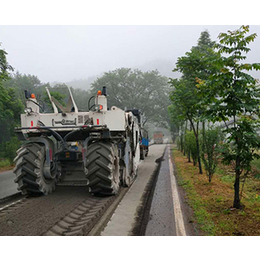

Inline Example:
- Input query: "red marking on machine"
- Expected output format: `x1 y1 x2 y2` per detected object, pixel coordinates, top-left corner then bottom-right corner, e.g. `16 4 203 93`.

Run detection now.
31 121 33 127
49 148 53 161
82 148 85 160
97 119 99 125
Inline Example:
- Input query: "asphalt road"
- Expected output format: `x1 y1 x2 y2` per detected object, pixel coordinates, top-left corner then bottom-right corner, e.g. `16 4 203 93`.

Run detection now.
0 144 167 236
0 170 19 200
0 142 193 237
145 145 176 235
145 145 195 236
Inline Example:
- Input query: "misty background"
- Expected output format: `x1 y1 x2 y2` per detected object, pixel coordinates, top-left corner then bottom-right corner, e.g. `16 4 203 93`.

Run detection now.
1 25 260 89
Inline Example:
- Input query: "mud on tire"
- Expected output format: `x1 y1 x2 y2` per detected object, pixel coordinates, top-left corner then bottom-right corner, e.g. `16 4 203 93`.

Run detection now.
13 143 56 196
85 141 120 196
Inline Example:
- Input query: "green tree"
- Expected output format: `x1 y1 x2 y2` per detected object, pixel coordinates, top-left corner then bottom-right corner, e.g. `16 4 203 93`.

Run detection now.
91 68 171 127
0 43 13 81
0 43 23 162
201 127 222 182
43 91 66 111
70 87 91 111
185 130 198 166
3 71 52 108
3 74 91 113
167 103 185 144
194 30 215 52
169 30 218 174
198 25 260 208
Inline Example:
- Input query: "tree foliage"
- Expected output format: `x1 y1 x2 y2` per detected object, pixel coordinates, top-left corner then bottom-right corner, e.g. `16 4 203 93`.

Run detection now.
185 131 198 166
169 30 218 174
0 43 13 81
197 25 260 208
43 91 66 109
0 44 23 162
201 127 223 182
91 68 171 127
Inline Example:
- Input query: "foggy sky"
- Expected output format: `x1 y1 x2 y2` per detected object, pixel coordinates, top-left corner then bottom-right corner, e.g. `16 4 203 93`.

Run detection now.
1 25 260 84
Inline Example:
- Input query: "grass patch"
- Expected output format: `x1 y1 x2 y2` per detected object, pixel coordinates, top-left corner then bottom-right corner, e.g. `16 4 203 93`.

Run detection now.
251 158 260 171
0 159 11 168
172 147 260 236
173 151 216 235
0 158 13 173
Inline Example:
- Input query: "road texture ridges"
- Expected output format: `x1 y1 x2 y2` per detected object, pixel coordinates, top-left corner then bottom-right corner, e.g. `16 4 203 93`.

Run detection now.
0 144 167 236
0 198 27 213
0 186 118 236
44 196 114 236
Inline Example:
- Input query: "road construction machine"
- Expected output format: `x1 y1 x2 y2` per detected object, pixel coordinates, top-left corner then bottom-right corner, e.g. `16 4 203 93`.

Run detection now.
14 86 146 196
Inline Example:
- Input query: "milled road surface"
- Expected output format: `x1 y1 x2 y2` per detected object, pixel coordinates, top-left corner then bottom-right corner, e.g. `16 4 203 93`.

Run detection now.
145 145 195 236
0 170 19 200
145 145 176 235
0 143 194 236
0 186 93 235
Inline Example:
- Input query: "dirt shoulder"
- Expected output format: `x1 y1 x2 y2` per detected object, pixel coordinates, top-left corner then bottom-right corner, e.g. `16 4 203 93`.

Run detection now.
169 146 203 236
172 147 260 236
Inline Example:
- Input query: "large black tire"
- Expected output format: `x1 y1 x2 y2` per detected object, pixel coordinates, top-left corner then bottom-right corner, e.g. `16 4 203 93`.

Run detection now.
13 143 56 196
85 141 120 196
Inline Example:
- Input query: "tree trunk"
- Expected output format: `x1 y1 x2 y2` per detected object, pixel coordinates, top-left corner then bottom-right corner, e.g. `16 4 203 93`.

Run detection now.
188 150 191 162
180 133 183 152
233 173 241 209
196 134 203 174
189 118 203 174
181 133 184 153
202 121 205 142
233 153 241 209
183 120 188 156
196 121 203 174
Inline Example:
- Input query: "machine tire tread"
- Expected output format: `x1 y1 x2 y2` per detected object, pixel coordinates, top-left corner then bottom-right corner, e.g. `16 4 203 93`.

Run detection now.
86 141 119 196
13 143 56 196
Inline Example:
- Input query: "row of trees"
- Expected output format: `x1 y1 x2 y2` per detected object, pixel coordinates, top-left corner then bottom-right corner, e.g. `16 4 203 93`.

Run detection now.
0 44 23 162
176 127 223 183
168 25 260 209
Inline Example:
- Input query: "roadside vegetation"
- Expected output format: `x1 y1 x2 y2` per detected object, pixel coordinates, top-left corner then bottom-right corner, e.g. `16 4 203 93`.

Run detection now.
170 26 260 235
168 25 260 210
172 147 260 235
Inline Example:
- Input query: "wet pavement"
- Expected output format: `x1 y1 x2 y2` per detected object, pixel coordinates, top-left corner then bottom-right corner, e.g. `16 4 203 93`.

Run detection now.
0 170 19 200
145 146 176 235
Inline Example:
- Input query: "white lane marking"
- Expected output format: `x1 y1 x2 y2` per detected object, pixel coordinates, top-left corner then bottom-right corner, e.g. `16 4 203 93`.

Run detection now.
0 198 25 212
168 145 186 236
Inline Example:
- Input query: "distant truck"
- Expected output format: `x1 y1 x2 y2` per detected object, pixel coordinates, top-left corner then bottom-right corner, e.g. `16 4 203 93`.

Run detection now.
153 131 164 144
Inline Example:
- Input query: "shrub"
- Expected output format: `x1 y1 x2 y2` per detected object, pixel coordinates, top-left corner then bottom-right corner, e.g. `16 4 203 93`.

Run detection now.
185 131 198 166
201 127 222 182
0 158 11 168
0 136 21 164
